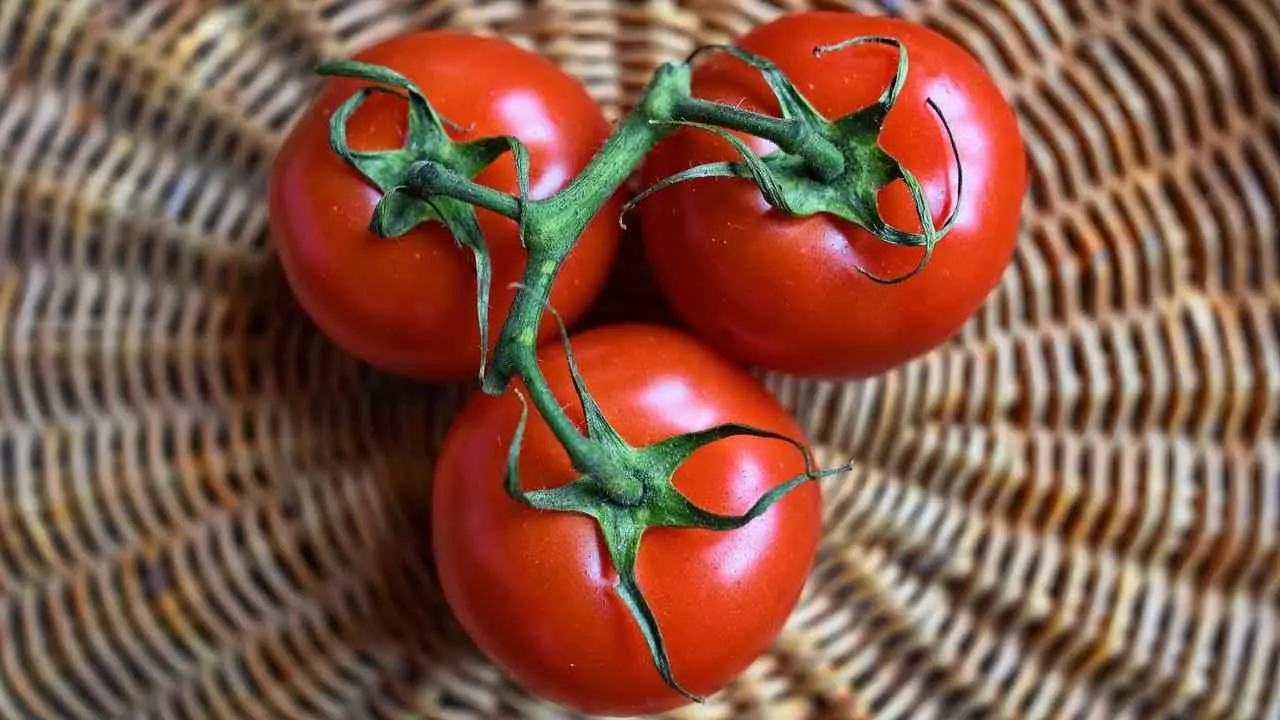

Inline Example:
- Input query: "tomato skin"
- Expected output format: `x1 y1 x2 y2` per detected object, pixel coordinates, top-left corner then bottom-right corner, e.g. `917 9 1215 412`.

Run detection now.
641 13 1026 379
432 324 822 716
268 31 619 380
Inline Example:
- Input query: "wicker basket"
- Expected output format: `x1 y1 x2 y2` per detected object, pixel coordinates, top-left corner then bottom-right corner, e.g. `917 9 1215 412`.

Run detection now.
2 0 1278 718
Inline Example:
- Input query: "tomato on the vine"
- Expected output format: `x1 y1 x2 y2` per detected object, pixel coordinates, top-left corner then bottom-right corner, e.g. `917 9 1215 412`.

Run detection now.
269 31 619 380
431 324 822 716
640 13 1026 379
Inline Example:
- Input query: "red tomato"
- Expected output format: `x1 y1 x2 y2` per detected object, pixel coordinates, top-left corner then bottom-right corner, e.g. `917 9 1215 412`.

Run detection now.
641 13 1026 379
269 31 619 380
432 324 822 715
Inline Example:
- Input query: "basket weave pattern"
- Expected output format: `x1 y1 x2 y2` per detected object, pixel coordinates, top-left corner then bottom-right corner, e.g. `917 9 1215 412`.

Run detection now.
1 0 1278 718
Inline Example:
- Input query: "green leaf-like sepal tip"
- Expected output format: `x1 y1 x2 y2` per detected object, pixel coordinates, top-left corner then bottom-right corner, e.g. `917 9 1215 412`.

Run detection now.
686 44 828 129
500 309 853 703
317 58 534 380
633 36 965 284
620 119 796 225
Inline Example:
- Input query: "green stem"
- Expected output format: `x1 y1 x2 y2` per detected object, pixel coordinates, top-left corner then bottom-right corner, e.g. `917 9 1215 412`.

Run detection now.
520 63 695 253
487 248 561 387
501 262 636 501
490 248 605 468
671 96 845 179
406 161 522 219
673 97 794 144
511 338 599 465
474 66 692 397
524 110 668 253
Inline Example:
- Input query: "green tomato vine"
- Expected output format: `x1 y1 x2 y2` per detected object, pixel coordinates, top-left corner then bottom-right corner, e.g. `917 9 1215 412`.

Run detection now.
317 36 961 701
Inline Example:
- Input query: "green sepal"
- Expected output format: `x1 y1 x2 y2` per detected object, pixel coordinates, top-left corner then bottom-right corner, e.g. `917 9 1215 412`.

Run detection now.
686 44 827 128
365 189 495 377
815 36 961 282
318 59 451 154
320 58 537 379
497 339 853 703
620 161 737 229
322 65 533 241
325 86 418 192
640 422 821 478
498 286 627 448
523 478 604 514
442 204 495 380
644 462 849 532
644 35 964 284
630 119 796 216
503 396 601 513
637 422 851 531
320 62 450 196
554 307 627 448
502 387 592 514
503 387 535 507
453 135 532 245
815 36 910 130
530 281 623 446
598 507 703 704
655 121 783 208
501 390 610 517
755 138 957 284
499 390 700 702
369 187 438 237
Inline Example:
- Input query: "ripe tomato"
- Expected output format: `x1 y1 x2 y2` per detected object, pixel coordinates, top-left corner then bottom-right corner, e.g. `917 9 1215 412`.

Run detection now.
432 324 822 715
269 31 619 380
640 12 1026 379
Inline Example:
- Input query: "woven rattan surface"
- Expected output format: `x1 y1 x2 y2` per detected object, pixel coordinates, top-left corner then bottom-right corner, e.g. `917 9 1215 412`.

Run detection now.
2 0 1279 718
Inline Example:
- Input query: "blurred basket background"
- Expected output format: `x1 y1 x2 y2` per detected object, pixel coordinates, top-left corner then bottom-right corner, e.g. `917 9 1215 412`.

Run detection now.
2 0 1278 718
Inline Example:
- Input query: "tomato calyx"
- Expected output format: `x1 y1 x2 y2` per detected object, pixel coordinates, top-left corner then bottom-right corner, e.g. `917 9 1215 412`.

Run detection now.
503 316 851 701
317 59 534 379
628 38 965 283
